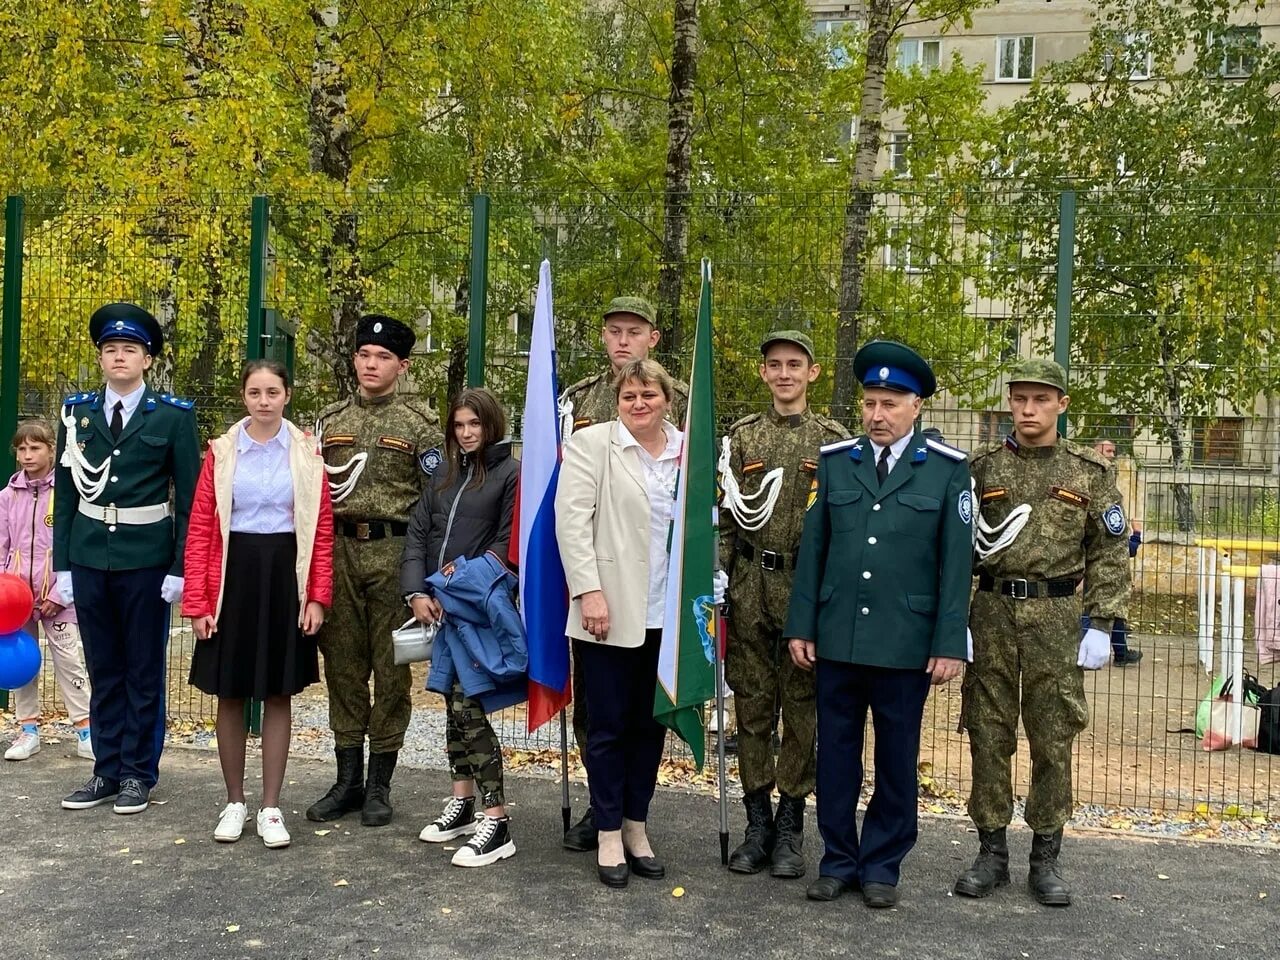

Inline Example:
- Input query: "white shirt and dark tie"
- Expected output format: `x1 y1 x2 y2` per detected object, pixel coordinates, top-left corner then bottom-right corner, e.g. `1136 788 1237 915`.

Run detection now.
868 433 914 486
104 382 147 439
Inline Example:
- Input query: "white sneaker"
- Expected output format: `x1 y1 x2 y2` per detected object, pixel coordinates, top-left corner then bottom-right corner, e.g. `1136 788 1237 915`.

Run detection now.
419 796 478 842
76 730 95 761
451 815 516 867
4 730 40 761
257 807 291 848
214 802 249 842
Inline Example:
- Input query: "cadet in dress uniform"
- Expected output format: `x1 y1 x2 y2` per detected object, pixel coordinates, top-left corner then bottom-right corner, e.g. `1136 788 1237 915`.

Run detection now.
954 359 1129 907
784 341 972 909
718 330 847 879
306 315 443 827
54 303 200 816
558 296 688 853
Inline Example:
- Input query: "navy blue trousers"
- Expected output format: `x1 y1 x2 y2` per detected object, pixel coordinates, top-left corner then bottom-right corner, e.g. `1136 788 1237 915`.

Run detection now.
578 628 667 831
815 659 930 887
71 564 169 788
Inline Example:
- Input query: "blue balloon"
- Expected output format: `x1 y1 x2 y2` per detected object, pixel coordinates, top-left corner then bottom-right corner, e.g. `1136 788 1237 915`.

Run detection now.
0 630 41 690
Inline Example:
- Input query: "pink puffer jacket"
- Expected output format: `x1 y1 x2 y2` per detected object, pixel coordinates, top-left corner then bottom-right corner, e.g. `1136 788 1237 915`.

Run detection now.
0 470 77 622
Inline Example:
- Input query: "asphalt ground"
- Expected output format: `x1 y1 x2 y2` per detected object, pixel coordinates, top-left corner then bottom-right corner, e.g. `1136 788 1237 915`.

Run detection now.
1 745 1276 960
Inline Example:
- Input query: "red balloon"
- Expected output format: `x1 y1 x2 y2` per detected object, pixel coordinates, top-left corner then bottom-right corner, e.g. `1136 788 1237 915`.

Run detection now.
0 573 35 634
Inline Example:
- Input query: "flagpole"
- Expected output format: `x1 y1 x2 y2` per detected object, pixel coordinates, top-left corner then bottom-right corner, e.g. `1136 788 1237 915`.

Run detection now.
559 707 571 834
714 606 729 866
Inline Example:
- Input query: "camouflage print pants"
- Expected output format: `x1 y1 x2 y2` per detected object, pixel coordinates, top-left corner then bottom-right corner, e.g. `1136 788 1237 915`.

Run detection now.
318 535 413 753
725 563 817 798
446 684 505 809
962 592 1089 833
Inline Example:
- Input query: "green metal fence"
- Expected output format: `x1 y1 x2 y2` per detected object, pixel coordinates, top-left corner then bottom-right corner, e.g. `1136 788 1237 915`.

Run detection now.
3 186 1279 817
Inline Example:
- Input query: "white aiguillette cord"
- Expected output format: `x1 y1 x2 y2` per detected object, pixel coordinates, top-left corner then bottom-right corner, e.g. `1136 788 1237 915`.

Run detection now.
558 394 575 442
717 435 784 532
972 478 1031 560
316 422 367 505
59 407 110 502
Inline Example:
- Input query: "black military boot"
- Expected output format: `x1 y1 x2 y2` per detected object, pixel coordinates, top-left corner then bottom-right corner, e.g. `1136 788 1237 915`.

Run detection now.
305 746 365 822
728 787 776 874
361 751 398 827
1028 830 1071 906
563 805 598 852
953 827 1011 898
770 793 807 879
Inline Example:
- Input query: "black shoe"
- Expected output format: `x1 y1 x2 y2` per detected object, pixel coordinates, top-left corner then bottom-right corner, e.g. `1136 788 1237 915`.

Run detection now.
361 751 397 826
728 787 776 874
452 816 516 867
625 850 666 879
563 808 599 852
598 860 630 888
306 746 365 822
1113 649 1143 666
954 827 1011 898
770 793 806 879
1028 830 1072 906
806 876 851 901
113 778 150 815
862 882 899 909
719 733 738 755
61 775 119 810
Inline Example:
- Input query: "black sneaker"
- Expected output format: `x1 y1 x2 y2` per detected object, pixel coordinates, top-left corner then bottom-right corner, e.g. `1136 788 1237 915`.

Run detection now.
1113 649 1143 667
418 796 477 843
451 815 516 867
113 778 151 815
62 775 119 810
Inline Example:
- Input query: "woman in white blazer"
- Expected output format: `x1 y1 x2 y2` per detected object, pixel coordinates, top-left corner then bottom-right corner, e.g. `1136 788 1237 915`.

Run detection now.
556 358 682 889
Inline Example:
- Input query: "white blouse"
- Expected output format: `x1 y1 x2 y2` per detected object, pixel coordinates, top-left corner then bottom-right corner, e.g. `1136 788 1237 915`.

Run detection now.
229 420 295 534
617 420 683 628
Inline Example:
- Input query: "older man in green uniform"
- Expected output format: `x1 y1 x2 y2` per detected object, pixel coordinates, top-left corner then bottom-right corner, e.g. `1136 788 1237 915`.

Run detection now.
53 303 200 816
955 359 1129 907
785 340 972 909
719 330 848 879
306 314 442 827
558 295 688 852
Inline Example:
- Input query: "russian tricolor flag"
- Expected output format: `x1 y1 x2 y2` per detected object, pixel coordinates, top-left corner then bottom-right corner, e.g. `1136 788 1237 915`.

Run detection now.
511 259 571 732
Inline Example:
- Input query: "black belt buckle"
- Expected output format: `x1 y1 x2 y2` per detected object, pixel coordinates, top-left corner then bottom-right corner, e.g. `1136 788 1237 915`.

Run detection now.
1007 578 1030 600
760 550 784 571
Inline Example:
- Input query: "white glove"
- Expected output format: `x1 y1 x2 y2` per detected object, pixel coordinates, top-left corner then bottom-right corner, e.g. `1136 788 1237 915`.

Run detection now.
1077 627 1111 670
966 628 974 663
161 575 185 605
55 571 75 605
713 570 729 606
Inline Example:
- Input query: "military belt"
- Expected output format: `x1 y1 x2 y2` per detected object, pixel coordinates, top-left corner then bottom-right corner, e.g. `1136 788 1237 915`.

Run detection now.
736 540 796 572
77 501 172 525
336 520 409 541
977 574 1078 600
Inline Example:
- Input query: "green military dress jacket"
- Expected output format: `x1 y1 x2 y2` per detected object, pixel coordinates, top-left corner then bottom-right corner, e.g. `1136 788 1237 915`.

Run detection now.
53 387 201 575
783 429 973 669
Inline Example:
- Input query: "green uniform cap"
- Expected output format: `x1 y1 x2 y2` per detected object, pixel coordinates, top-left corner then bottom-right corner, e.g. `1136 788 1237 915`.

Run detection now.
853 340 937 399
761 329 815 361
1008 358 1068 393
602 296 657 327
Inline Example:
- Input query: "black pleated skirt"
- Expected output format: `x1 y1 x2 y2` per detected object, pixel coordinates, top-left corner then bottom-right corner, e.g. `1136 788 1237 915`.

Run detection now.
189 532 319 699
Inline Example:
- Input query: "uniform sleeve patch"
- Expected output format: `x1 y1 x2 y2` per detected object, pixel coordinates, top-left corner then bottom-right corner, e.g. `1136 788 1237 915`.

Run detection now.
958 489 973 524
377 436 415 454
1050 486 1090 509
801 457 818 475
981 487 1008 504
573 417 592 430
419 447 443 476
323 434 356 448
743 459 765 474
1103 504 1126 535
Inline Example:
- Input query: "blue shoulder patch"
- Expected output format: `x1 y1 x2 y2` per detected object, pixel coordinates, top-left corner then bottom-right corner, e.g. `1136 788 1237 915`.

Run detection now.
420 447 443 476
1103 504 1126 536
159 393 196 410
62 392 95 408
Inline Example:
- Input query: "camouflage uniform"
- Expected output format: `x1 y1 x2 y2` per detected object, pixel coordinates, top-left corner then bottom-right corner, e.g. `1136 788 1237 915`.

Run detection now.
720 406 848 797
964 434 1130 833
560 370 689 756
447 685 505 808
318 393 442 753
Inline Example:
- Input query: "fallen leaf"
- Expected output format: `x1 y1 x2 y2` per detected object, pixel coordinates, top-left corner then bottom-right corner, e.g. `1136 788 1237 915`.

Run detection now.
118 848 130 854
226 924 240 933
174 838 186 845
131 859 143 865
314 830 331 836
441 908 452 915
16 796 28 800
672 886 685 898
1260 892 1269 900
334 879 349 887
1157 874 1170 880
1111 893 1126 900
150 800 168 806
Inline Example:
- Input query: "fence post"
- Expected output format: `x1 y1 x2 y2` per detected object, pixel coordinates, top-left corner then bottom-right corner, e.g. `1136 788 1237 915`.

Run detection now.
0 196 23 711
242 194 270 736
467 193 490 387
1054 189 1076 437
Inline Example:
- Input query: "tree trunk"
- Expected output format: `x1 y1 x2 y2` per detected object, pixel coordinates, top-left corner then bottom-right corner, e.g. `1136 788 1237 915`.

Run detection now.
832 0 894 423
1158 333 1196 532
656 0 698 361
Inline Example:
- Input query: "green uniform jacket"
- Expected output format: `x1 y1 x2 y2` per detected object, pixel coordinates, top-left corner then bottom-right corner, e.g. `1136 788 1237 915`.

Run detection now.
53 387 201 575
783 429 973 668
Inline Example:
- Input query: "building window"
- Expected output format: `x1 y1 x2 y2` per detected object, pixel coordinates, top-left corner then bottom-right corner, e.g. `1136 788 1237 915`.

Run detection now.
1218 26 1260 78
811 19 853 69
898 38 941 73
1192 417 1244 464
996 35 1035 81
889 131 910 175
1104 32 1152 80
979 411 1015 444
885 223 927 273
513 307 532 356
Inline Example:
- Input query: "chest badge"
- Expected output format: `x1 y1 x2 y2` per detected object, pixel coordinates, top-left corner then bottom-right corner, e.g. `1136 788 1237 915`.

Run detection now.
80 417 90 428
743 459 765 475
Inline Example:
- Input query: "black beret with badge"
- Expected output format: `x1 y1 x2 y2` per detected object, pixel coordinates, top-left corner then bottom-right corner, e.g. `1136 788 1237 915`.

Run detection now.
89 303 164 356
355 313 416 360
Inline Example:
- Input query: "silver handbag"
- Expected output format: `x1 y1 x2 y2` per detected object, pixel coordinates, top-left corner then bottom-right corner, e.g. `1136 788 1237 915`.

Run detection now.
391 618 437 665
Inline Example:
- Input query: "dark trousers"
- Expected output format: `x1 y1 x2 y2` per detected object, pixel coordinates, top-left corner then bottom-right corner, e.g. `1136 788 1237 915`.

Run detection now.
1110 617 1130 657
578 628 667 831
72 564 169 788
815 659 930 887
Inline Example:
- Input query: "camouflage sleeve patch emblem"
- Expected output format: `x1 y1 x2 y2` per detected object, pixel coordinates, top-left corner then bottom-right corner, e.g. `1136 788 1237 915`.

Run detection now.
420 447 443 476
1050 486 1090 509
1103 504 1126 535
377 436 415 454
323 434 356 448
981 487 1007 503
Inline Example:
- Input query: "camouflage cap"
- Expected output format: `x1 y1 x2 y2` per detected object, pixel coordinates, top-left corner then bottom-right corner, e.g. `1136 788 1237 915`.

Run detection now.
602 296 657 327
1008 358 1068 393
761 329 815 361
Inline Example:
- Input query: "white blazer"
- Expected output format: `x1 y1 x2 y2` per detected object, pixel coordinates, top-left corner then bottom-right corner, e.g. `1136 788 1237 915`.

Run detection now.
555 421 665 649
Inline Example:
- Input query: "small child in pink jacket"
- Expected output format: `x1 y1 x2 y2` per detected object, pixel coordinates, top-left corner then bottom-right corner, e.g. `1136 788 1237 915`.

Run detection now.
1 420 93 761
